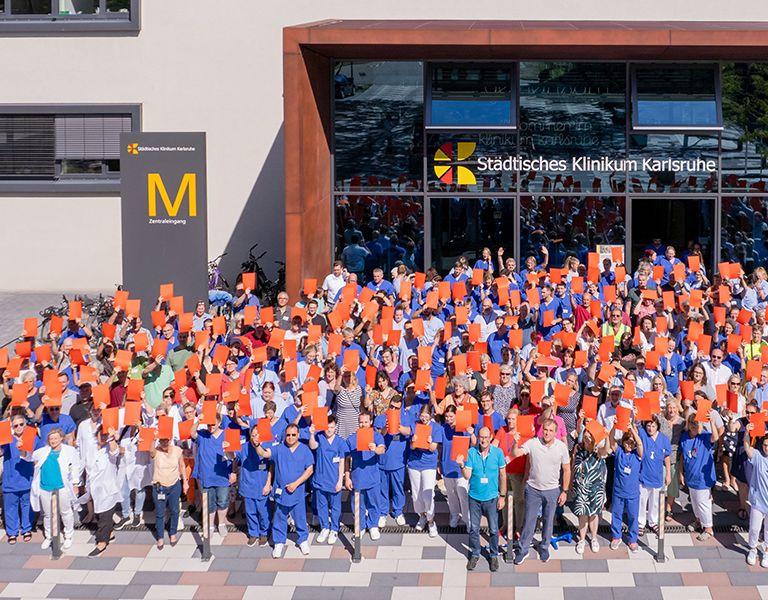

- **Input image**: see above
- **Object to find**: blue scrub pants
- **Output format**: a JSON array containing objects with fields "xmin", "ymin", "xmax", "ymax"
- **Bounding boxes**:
[
  {"xmin": 352, "ymin": 487, "xmax": 380, "ymax": 529},
  {"xmin": 272, "ymin": 500, "xmax": 308, "ymax": 544},
  {"xmin": 314, "ymin": 489, "xmax": 342, "ymax": 532},
  {"xmin": 3, "ymin": 489, "xmax": 33, "ymax": 536},
  {"xmin": 244, "ymin": 495, "xmax": 271, "ymax": 537},
  {"xmin": 611, "ymin": 495, "xmax": 639, "ymax": 544},
  {"xmin": 379, "ymin": 468, "xmax": 406, "ymax": 518}
]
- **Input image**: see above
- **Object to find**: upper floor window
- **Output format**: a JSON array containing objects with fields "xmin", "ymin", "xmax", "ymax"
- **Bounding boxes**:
[
  {"xmin": 427, "ymin": 63, "xmax": 517, "ymax": 129},
  {"xmin": 0, "ymin": 0, "xmax": 138, "ymax": 33},
  {"xmin": 631, "ymin": 64, "xmax": 722, "ymax": 130}
]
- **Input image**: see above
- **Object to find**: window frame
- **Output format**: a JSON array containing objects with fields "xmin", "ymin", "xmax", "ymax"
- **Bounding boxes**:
[
  {"xmin": 0, "ymin": 103, "xmax": 141, "ymax": 193},
  {"xmin": 425, "ymin": 62, "xmax": 518, "ymax": 131},
  {"xmin": 0, "ymin": 0, "xmax": 139, "ymax": 34},
  {"xmin": 630, "ymin": 63, "xmax": 723, "ymax": 132}
]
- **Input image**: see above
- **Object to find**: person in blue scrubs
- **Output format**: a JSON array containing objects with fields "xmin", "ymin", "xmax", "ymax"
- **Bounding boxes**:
[
  {"xmin": 38, "ymin": 404, "xmax": 75, "ymax": 446},
  {"xmin": 440, "ymin": 406, "xmax": 472, "ymax": 529},
  {"xmin": 373, "ymin": 395, "xmax": 411, "ymax": 527},
  {"xmin": 637, "ymin": 415, "xmax": 671, "ymax": 536},
  {"xmin": 406, "ymin": 403, "xmax": 444, "ymax": 537},
  {"xmin": 230, "ymin": 424, "xmax": 273, "ymax": 547},
  {"xmin": 254, "ymin": 423, "xmax": 314, "ymax": 558},
  {"xmin": 345, "ymin": 411, "xmax": 385, "ymax": 540},
  {"xmin": 308, "ymin": 415, "xmax": 347, "ymax": 544},
  {"xmin": 608, "ymin": 422, "xmax": 644, "ymax": 551},
  {"xmin": 1, "ymin": 414, "xmax": 39, "ymax": 543},
  {"xmin": 680, "ymin": 412, "xmax": 720, "ymax": 541}
]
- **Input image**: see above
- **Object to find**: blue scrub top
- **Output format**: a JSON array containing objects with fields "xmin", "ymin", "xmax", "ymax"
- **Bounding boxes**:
[
  {"xmin": 40, "ymin": 414, "xmax": 76, "ymax": 442},
  {"xmin": 1, "ymin": 435, "xmax": 42, "ymax": 492},
  {"xmin": 680, "ymin": 431, "xmax": 716, "ymax": 490},
  {"xmin": 440, "ymin": 424, "xmax": 469, "ymax": 479},
  {"xmin": 346, "ymin": 430, "xmax": 385, "ymax": 490},
  {"xmin": 311, "ymin": 433, "xmax": 348, "ymax": 492},
  {"xmin": 193, "ymin": 429, "xmax": 232, "ymax": 488},
  {"xmin": 406, "ymin": 420, "xmax": 444, "ymax": 471},
  {"xmin": 374, "ymin": 412, "xmax": 410, "ymax": 471},
  {"xmin": 237, "ymin": 440, "xmax": 274, "ymax": 498},
  {"xmin": 281, "ymin": 404, "xmax": 311, "ymax": 442},
  {"xmin": 638, "ymin": 429, "xmax": 671, "ymax": 488},
  {"xmin": 271, "ymin": 442, "xmax": 314, "ymax": 506},
  {"xmin": 613, "ymin": 446, "xmax": 642, "ymax": 499}
]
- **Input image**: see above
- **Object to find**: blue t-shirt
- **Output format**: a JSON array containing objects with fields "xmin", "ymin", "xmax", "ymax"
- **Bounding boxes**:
[
  {"xmin": 374, "ymin": 412, "xmax": 410, "ymax": 471},
  {"xmin": 406, "ymin": 421, "xmax": 444, "ymax": 471},
  {"xmin": 487, "ymin": 330, "xmax": 509, "ymax": 364},
  {"xmin": 659, "ymin": 353, "xmax": 685, "ymax": 395},
  {"xmin": 465, "ymin": 445, "xmax": 506, "ymax": 502},
  {"xmin": 312, "ymin": 433, "xmax": 348, "ymax": 492},
  {"xmin": 346, "ymin": 430, "xmax": 385, "ymax": 490},
  {"xmin": 237, "ymin": 440, "xmax": 273, "ymax": 498},
  {"xmin": 638, "ymin": 429, "xmax": 671, "ymax": 488},
  {"xmin": 613, "ymin": 445, "xmax": 642, "ymax": 499},
  {"xmin": 680, "ymin": 431, "xmax": 716, "ymax": 490},
  {"xmin": 271, "ymin": 442, "xmax": 314, "ymax": 506},
  {"xmin": 477, "ymin": 410, "xmax": 505, "ymax": 434},
  {"xmin": 440, "ymin": 424, "xmax": 469, "ymax": 479},
  {"xmin": 40, "ymin": 414, "xmax": 76, "ymax": 442},
  {"xmin": 749, "ymin": 451, "xmax": 768, "ymax": 513},
  {"xmin": 40, "ymin": 449, "xmax": 64, "ymax": 491},
  {"xmin": 194, "ymin": 429, "xmax": 232, "ymax": 488}
]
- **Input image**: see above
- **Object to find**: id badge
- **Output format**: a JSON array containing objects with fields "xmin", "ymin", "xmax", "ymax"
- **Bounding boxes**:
[
  {"xmin": 257, "ymin": 464, "xmax": 267, "ymax": 471},
  {"xmin": 157, "ymin": 491, "xmax": 166, "ymax": 501},
  {"xmin": 332, "ymin": 456, "xmax": 341, "ymax": 463},
  {"xmin": 623, "ymin": 466, "xmax": 632, "ymax": 474},
  {"xmin": 480, "ymin": 477, "xmax": 489, "ymax": 484},
  {"xmin": 275, "ymin": 487, "xmax": 283, "ymax": 496},
  {"xmin": 505, "ymin": 455, "xmax": 511, "ymax": 465}
]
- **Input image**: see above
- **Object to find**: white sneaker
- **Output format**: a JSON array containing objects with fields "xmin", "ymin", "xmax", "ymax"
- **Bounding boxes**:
[
  {"xmin": 590, "ymin": 538, "xmax": 600, "ymax": 553},
  {"xmin": 378, "ymin": 516, "xmax": 387, "ymax": 528},
  {"xmin": 415, "ymin": 515, "xmax": 427, "ymax": 531},
  {"xmin": 327, "ymin": 530, "xmax": 338, "ymax": 545},
  {"xmin": 761, "ymin": 551, "xmax": 768, "ymax": 569},
  {"xmin": 40, "ymin": 538, "xmax": 51, "ymax": 550},
  {"xmin": 748, "ymin": 548, "xmax": 758, "ymax": 566},
  {"xmin": 218, "ymin": 523, "xmax": 228, "ymax": 537},
  {"xmin": 177, "ymin": 516, "xmax": 184, "ymax": 531},
  {"xmin": 428, "ymin": 521, "xmax": 438, "ymax": 538},
  {"xmin": 369, "ymin": 527, "xmax": 381, "ymax": 541},
  {"xmin": 272, "ymin": 543, "xmax": 284, "ymax": 559},
  {"xmin": 395, "ymin": 514, "xmax": 406, "ymax": 526},
  {"xmin": 449, "ymin": 515, "xmax": 460, "ymax": 528},
  {"xmin": 576, "ymin": 540, "xmax": 586, "ymax": 554},
  {"xmin": 299, "ymin": 540, "xmax": 310, "ymax": 555},
  {"xmin": 316, "ymin": 528, "xmax": 330, "ymax": 544},
  {"xmin": 62, "ymin": 538, "xmax": 72, "ymax": 550}
]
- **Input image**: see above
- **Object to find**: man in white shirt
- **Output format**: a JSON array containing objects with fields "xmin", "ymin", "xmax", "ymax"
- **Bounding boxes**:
[
  {"xmin": 473, "ymin": 298, "xmax": 502, "ymax": 343},
  {"xmin": 702, "ymin": 347, "xmax": 733, "ymax": 400},
  {"xmin": 322, "ymin": 261, "xmax": 346, "ymax": 308}
]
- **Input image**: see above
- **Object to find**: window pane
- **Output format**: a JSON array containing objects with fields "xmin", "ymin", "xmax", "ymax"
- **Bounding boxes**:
[
  {"xmin": 335, "ymin": 195, "xmax": 424, "ymax": 280},
  {"xmin": 59, "ymin": 0, "xmax": 98, "ymax": 14},
  {"xmin": 430, "ymin": 197, "xmax": 515, "ymax": 273},
  {"xmin": 105, "ymin": 158, "xmax": 120, "ymax": 172},
  {"xmin": 628, "ymin": 133, "xmax": 718, "ymax": 193},
  {"xmin": 722, "ymin": 196, "xmax": 768, "ymax": 271},
  {"xmin": 60, "ymin": 159, "xmax": 103, "ymax": 174},
  {"xmin": 430, "ymin": 65, "xmax": 514, "ymax": 127},
  {"xmin": 520, "ymin": 195, "xmax": 625, "ymax": 268},
  {"xmin": 427, "ymin": 131, "xmax": 517, "ymax": 193},
  {"xmin": 11, "ymin": 0, "xmax": 51, "ymax": 14},
  {"xmin": 519, "ymin": 62, "xmax": 627, "ymax": 194},
  {"xmin": 106, "ymin": 0, "xmax": 129, "ymax": 12},
  {"xmin": 634, "ymin": 65, "xmax": 719, "ymax": 128},
  {"xmin": 333, "ymin": 61, "xmax": 423, "ymax": 193},
  {"xmin": 721, "ymin": 63, "xmax": 768, "ymax": 192},
  {"xmin": 0, "ymin": 115, "xmax": 55, "ymax": 178}
]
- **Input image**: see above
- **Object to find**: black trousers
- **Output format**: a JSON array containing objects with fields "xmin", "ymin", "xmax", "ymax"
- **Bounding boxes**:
[{"xmin": 95, "ymin": 506, "xmax": 115, "ymax": 544}]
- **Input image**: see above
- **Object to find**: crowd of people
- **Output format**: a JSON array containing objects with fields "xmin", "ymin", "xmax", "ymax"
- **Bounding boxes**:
[{"xmin": 3, "ymin": 244, "xmax": 768, "ymax": 571}]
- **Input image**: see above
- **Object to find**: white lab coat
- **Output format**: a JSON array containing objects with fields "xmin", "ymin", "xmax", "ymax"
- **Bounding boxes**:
[
  {"xmin": 117, "ymin": 430, "xmax": 153, "ymax": 491},
  {"xmin": 76, "ymin": 418, "xmax": 100, "ymax": 465},
  {"xmin": 28, "ymin": 444, "xmax": 82, "ymax": 513},
  {"xmin": 84, "ymin": 446, "xmax": 122, "ymax": 513}
]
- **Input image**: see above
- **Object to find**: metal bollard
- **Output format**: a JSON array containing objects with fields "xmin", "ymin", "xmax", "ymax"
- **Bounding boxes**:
[
  {"xmin": 200, "ymin": 490, "xmax": 211, "ymax": 561},
  {"xmin": 50, "ymin": 489, "xmax": 62, "ymax": 560},
  {"xmin": 352, "ymin": 490, "xmax": 361, "ymax": 563},
  {"xmin": 504, "ymin": 491, "xmax": 514, "ymax": 563},
  {"xmin": 656, "ymin": 490, "xmax": 666, "ymax": 563}
]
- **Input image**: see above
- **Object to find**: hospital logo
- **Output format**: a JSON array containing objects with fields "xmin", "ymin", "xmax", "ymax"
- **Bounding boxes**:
[
  {"xmin": 433, "ymin": 142, "xmax": 477, "ymax": 185},
  {"xmin": 127, "ymin": 143, "xmax": 139, "ymax": 155}
]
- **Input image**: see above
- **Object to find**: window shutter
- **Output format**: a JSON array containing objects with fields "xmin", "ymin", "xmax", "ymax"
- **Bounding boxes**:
[
  {"xmin": 0, "ymin": 115, "xmax": 55, "ymax": 178},
  {"xmin": 55, "ymin": 113, "xmax": 132, "ymax": 159}
]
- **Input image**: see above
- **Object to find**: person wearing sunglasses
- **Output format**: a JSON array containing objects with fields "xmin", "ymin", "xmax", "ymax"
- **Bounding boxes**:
[
  {"xmin": 38, "ymin": 401, "xmax": 75, "ymax": 447},
  {"xmin": 254, "ymin": 422, "xmax": 314, "ymax": 558},
  {"xmin": 1, "ymin": 414, "xmax": 40, "ymax": 544}
]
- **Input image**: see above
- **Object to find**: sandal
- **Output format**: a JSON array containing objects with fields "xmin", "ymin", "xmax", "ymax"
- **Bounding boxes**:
[
  {"xmin": 738, "ymin": 509, "xmax": 748, "ymax": 520},
  {"xmin": 665, "ymin": 511, "xmax": 673, "ymax": 523},
  {"xmin": 22, "ymin": 532, "xmax": 32, "ymax": 542},
  {"xmin": 7, "ymin": 536, "xmax": 17, "ymax": 545},
  {"xmin": 638, "ymin": 527, "xmax": 645, "ymax": 537}
]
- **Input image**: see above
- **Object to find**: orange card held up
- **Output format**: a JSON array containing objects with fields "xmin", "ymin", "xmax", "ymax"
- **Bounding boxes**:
[
  {"xmin": 0, "ymin": 420, "xmax": 12, "ymax": 446},
  {"xmin": 138, "ymin": 427, "xmax": 155, "ymax": 452},
  {"xmin": 615, "ymin": 406, "xmax": 631, "ymax": 431},
  {"xmin": 178, "ymin": 419, "xmax": 195, "ymax": 441},
  {"xmin": 586, "ymin": 420, "xmax": 607, "ymax": 446},
  {"xmin": 101, "ymin": 407, "xmax": 119, "ymax": 434},
  {"xmin": 224, "ymin": 428, "xmax": 242, "ymax": 452},
  {"xmin": 157, "ymin": 415, "xmax": 174, "ymax": 440},
  {"xmin": 123, "ymin": 401, "xmax": 141, "ymax": 426},
  {"xmin": 455, "ymin": 409, "xmax": 473, "ymax": 432},
  {"xmin": 201, "ymin": 400, "xmax": 218, "ymax": 425},
  {"xmin": 750, "ymin": 412, "xmax": 767, "ymax": 437},
  {"xmin": 356, "ymin": 427, "xmax": 374, "ymax": 451},
  {"xmin": 451, "ymin": 435, "xmax": 470, "ymax": 462},
  {"xmin": 254, "ymin": 418, "xmax": 272, "ymax": 442},
  {"xmin": 312, "ymin": 406, "xmax": 328, "ymax": 431},
  {"xmin": 517, "ymin": 415, "xmax": 536, "ymax": 441},
  {"xmin": 387, "ymin": 409, "xmax": 401, "ymax": 435},
  {"xmin": 695, "ymin": 399, "xmax": 713, "ymax": 422},
  {"xmin": 413, "ymin": 423, "xmax": 431, "ymax": 450},
  {"xmin": 19, "ymin": 426, "xmax": 38, "ymax": 452},
  {"xmin": 242, "ymin": 272, "xmax": 256, "ymax": 292},
  {"xmin": 582, "ymin": 395, "xmax": 599, "ymax": 420}
]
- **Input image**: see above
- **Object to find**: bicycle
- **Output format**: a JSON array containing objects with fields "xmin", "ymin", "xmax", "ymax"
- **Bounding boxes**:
[
  {"xmin": 208, "ymin": 253, "xmax": 229, "ymax": 291},
  {"xmin": 240, "ymin": 243, "xmax": 285, "ymax": 306}
]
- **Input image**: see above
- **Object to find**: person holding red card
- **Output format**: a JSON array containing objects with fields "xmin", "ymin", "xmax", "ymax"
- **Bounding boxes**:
[
  {"xmin": 149, "ymin": 431, "xmax": 188, "ymax": 549},
  {"xmin": 345, "ymin": 412, "xmax": 385, "ymax": 540},
  {"xmin": 406, "ymin": 404, "xmax": 444, "ymax": 537},
  {"xmin": 24, "ymin": 427, "xmax": 82, "ymax": 551},
  {"xmin": 680, "ymin": 410, "xmax": 721, "ymax": 541},
  {"xmin": 1, "ymin": 414, "xmax": 40, "ymax": 544},
  {"xmin": 308, "ymin": 415, "xmax": 348, "ymax": 545},
  {"xmin": 83, "ymin": 428, "xmax": 122, "ymax": 557},
  {"xmin": 373, "ymin": 396, "xmax": 410, "ymax": 528},
  {"xmin": 440, "ymin": 406, "xmax": 473, "ymax": 529},
  {"xmin": 742, "ymin": 420, "xmax": 768, "ymax": 566},
  {"xmin": 607, "ymin": 421, "xmax": 644, "ymax": 552}
]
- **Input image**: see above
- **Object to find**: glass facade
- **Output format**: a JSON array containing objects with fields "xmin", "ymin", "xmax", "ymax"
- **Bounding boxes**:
[{"xmin": 331, "ymin": 60, "xmax": 768, "ymax": 280}]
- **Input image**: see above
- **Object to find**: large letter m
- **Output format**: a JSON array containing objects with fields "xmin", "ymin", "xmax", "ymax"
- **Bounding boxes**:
[{"xmin": 147, "ymin": 173, "xmax": 197, "ymax": 217}]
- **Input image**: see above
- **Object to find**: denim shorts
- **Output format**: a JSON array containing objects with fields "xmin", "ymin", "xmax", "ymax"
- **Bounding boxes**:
[{"xmin": 205, "ymin": 486, "xmax": 229, "ymax": 511}]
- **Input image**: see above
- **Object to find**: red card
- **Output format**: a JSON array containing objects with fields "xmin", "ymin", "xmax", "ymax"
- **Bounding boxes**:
[
  {"xmin": 451, "ymin": 435, "xmax": 470, "ymax": 462},
  {"xmin": 586, "ymin": 420, "xmax": 607, "ymax": 446},
  {"xmin": 517, "ymin": 415, "xmax": 536, "ymax": 441},
  {"xmin": 157, "ymin": 415, "xmax": 174, "ymax": 440},
  {"xmin": 750, "ymin": 413, "xmax": 767, "ymax": 437},
  {"xmin": 224, "ymin": 427, "xmax": 241, "ymax": 452},
  {"xmin": 242, "ymin": 272, "xmax": 256, "ymax": 292},
  {"xmin": 530, "ymin": 379, "xmax": 545, "ymax": 406},
  {"xmin": 415, "ymin": 370, "xmax": 431, "ymax": 391},
  {"xmin": 688, "ymin": 255, "xmax": 700, "ymax": 272},
  {"xmin": 645, "ymin": 350, "xmax": 660, "ymax": 370},
  {"xmin": 68, "ymin": 301, "xmax": 82, "ymax": 321},
  {"xmin": 205, "ymin": 373, "xmax": 222, "ymax": 397},
  {"xmin": 0, "ymin": 421, "xmax": 12, "ymax": 446},
  {"xmin": 151, "ymin": 311, "xmax": 166, "ymax": 329},
  {"xmin": 387, "ymin": 409, "xmax": 401, "ymax": 435},
  {"xmin": 680, "ymin": 380, "xmax": 695, "ymax": 401},
  {"xmin": 125, "ymin": 299, "xmax": 141, "ymax": 318},
  {"xmin": 486, "ymin": 363, "xmax": 500, "ymax": 386},
  {"xmin": 22, "ymin": 317, "xmax": 38, "ymax": 338},
  {"xmin": 615, "ymin": 406, "xmax": 631, "ymax": 431},
  {"xmin": 582, "ymin": 395, "xmax": 598, "ymax": 420},
  {"xmin": 413, "ymin": 423, "xmax": 431, "ymax": 450},
  {"xmin": 178, "ymin": 312, "xmax": 194, "ymax": 333},
  {"xmin": 133, "ymin": 332, "xmax": 149, "ymax": 353},
  {"xmin": 455, "ymin": 409, "xmax": 472, "ymax": 432},
  {"xmin": 553, "ymin": 383, "xmax": 571, "ymax": 407},
  {"xmin": 356, "ymin": 427, "xmax": 374, "ymax": 451},
  {"xmin": 124, "ymin": 401, "xmax": 141, "ymax": 426},
  {"xmin": 344, "ymin": 351, "xmax": 360, "ymax": 373},
  {"xmin": 201, "ymin": 400, "xmax": 218, "ymax": 425},
  {"xmin": 747, "ymin": 360, "xmax": 762, "ymax": 381},
  {"xmin": 635, "ymin": 397, "xmax": 652, "ymax": 422},
  {"xmin": 178, "ymin": 419, "xmax": 195, "ymax": 441},
  {"xmin": 19, "ymin": 426, "xmax": 38, "ymax": 452},
  {"xmin": 49, "ymin": 315, "xmax": 64, "ymax": 336},
  {"xmin": 35, "ymin": 344, "xmax": 52, "ymax": 365},
  {"xmin": 11, "ymin": 383, "xmax": 30, "ymax": 407},
  {"xmin": 434, "ymin": 375, "xmax": 447, "ymax": 399},
  {"xmin": 101, "ymin": 407, "xmax": 119, "ymax": 434},
  {"xmin": 312, "ymin": 406, "xmax": 328, "ymax": 431},
  {"xmin": 256, "ymin": 418, "xmax": 273, "ymax": 442},
  {"xmin": 151, "ymin": 339, "xmax": 169, "ymax": 360},
  {"xmin": 138, "ymin": 427, "xmax": 155, "ymax": 452},
  {"xmin": 127, "ymin": 379, "xmax": 144, "ymax": 401},
  {"xmin": 695, "ymin": 399, "xmax": 713, "ymax": 423}
]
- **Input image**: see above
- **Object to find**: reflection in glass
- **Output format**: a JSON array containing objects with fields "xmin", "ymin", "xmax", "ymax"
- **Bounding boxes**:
[
  {"xmin": 628, "ymin": 134, "xmax": 718, "ymax": 193},
  {"xmin": 58, "ymin": 0, "xmax": 98, "ymax": 14},
  {"xmin": 631, "ymin": 197, "xmax": 714, "ymax": 270},
  {"xmin": 106, "ymin": 0, "xmax": 130, "ymax": 12},
  {"xmin": 427, "ymin": 131, "xmax": 517, "ymax": 193},
  {"xmin": 520, "ymin": 196, "xmax": 625, "ymax": 268},
  {"xmin": 60, "ymin": 159, "xmax": 102, "ymax": 174},
  {"xmin": 429, "ymin": 65, "xmax": 515, "ymax": 127},
  {"xmin": 722, "ymin": 196, "xmax": 768, "ymax": 270},
  {"xmin": 634, "ymin": 65, "xmax": 719, "ymax": 128},
  {"xmin": 430, "ymin": 198, "xmax": 515, "ymax": 273},
  {"xmin": 721, "ymin": 63, "xmax": 768, "ymax": 192},
  {"xmin": 333, "ymin": 61, "xmax": 423, "ymax": 193},
  {"xmin": 519, "ymin": 63, "xmax": 626, "ymax": 194},
  {"xmin": 11, "ymin": 0, "xmax": 51, "ymax": 14},
  {"xmin": 334, "ymin": 195, "xmax": 423, "ymax": 281}
]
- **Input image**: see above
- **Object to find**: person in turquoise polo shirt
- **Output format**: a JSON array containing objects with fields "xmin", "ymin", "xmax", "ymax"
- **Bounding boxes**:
[{"xmin": 456, "ymin": 426, "xmax": 507, "ymax": 573}]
